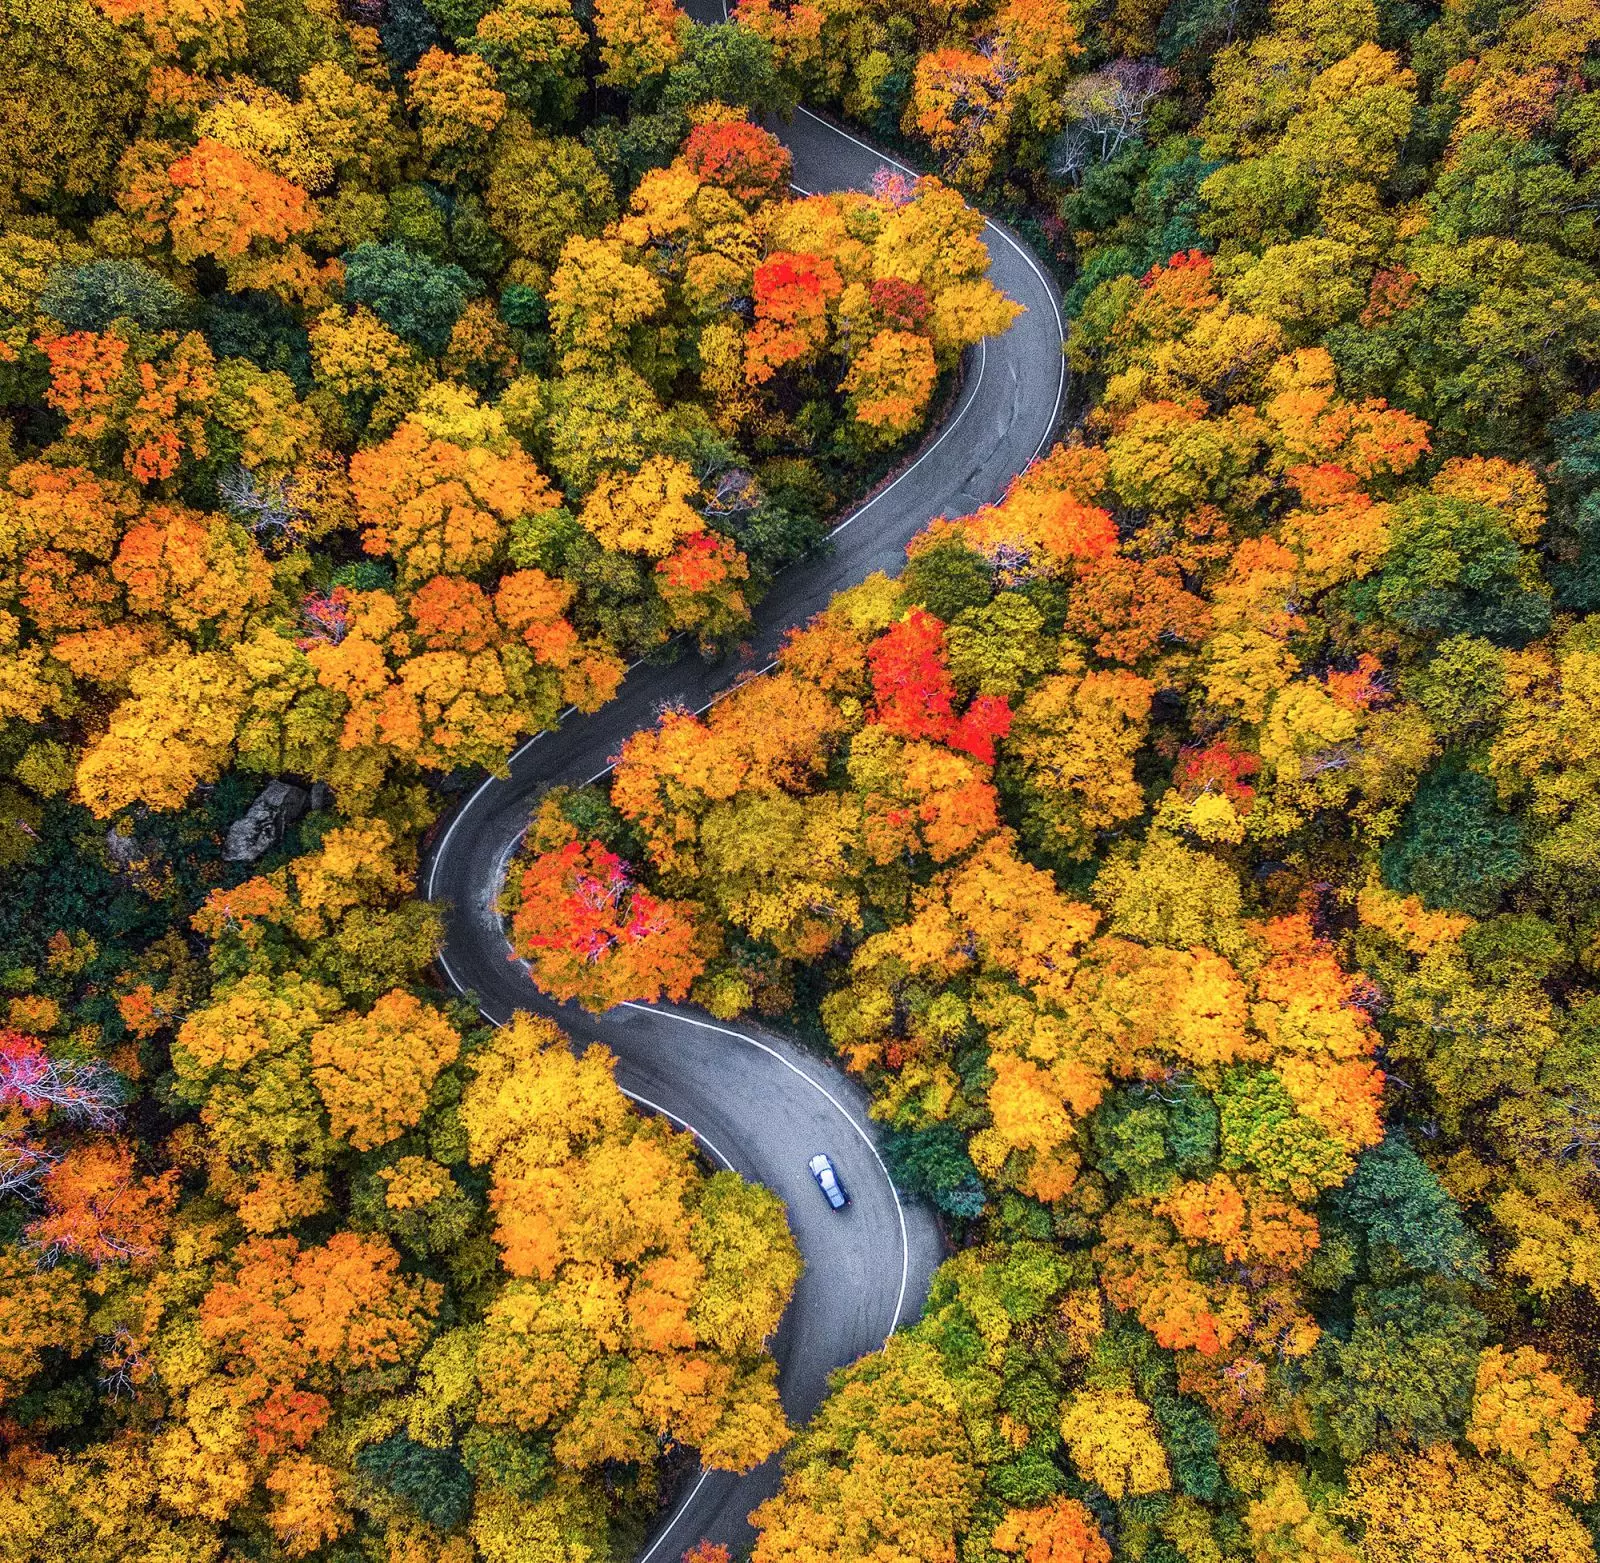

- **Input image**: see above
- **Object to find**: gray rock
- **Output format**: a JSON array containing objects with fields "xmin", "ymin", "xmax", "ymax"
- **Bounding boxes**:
[
  {"xmin": 224, "ymin": 780, "xmax": 310, "ymax": 863},
  {"xmin": 105, "ymin": 825, "xmax": 156, "ymax": 872},
  {"xmin": 309, "ymin": 782, "xmax": 334, "ymax": 813}
]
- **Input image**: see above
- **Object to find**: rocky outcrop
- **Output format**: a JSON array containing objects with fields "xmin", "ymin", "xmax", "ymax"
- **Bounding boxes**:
[{"xmin": 224, "ymin": 781, "xmax": 310, "ymax": 863}]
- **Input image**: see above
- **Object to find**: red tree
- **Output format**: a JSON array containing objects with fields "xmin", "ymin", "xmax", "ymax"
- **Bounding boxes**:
[
  {"xmin": 870, "ymin": 277, "xmax": 931, "ymax": 331},
  {"xmin": 745, "ymin": 252, "xmax": 842, "ymax": 383},
  {"xmin": 683, "ymin": 120, "xmax": 792, "ymax": 206},
  {"xmin": 867, "ymin": 607, "xmax": 958, "ymax": 741},
  {"xmin": 508, "ymin": 838, "xmax": 707, "ymax": 1011},
  {"xmin": 948, "ymin": 693, "xmax": 1014, "ymax": 765}
]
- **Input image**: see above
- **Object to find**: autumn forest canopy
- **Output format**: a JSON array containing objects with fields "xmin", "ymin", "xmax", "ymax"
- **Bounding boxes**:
[{"xmin": 4, "ymin": 0, "xmax": 1600, "ymax": 1558}]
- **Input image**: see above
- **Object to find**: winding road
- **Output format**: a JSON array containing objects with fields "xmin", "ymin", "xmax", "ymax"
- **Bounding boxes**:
[{"xmin": 424, "ymin": 23, "xmax": 1067, "ymax": 1554}]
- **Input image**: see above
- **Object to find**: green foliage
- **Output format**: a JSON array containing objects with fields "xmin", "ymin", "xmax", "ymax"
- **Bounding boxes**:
[
  {"xmin": 460, "ymin": 1425, "xmax": 553, "ymax": 1498},
  {"xmin": 986, "ymin": 1445, "xmax": 1065, "ymax": 1506},
  {"xmin": 1399, "ymin": 635, "xmax": 1511, "ymax": 741},
  {"xmin": 342, "ymin": 241, "xmax": 479, "ymax": 356},
  {"xmin": 357, "ymin": 1431, "xmax": 475, "ymax": 1530},
  {"xmin": 469, "ymin": 2, "xmax": 583, "ymax": 121},
  {"xmin": 662, "ymin": 23, "xmax": 786, "ymax": 115},
  {"xmin": 1330, "ymin": 238, "xmax": 1600, "ymax": 458},
  {"xmin": 424, "ymin": 0, "xmax": 490, "ymax": 44},
  {"xmin": 1549, "ymin": 412, "xmax": 1600, "ymax": 612},
  {"xmin": 310, "ymin": 901, "xmax": 448, "ymax": 1001},
  {"xmin": 1327, "ymin": 1133, "xmax": 1486, "ymax": 1283},
  {"xmin": 1090, "ymin": 1087, "xmax": 1218, "ymax": 1198},
  {"xmin": 387, "ymin": 184, "xmax": 452, "ymax": 258},
  {"xmin": 1218, "ymin": 1068, "xmax": 1351, "ymax": 1200},
  {"xmin": 736, "ymin": 502, "xmax": 827, "ymax": 576},
  {"xmin": 1149, "ymin": 1389, "xmax": 1220, "ymax": 1501},
  {"xmin": 1303, "ymin": 1283, "xmax": 1487, "ymax": 1461},
  {"xmin": 39, "ymin": 260, "xmax": 189, "ymax": 332},
  {"xmin": 1357, "ymin": 493, "xmax": 1551, "ymax": 648},
  {"xmin": 946, "ymin": 594, "xmax": 1054, "ymax": 699},
  {"xmin": 884, "ymin": 1124, "xmax": 987, "ymax": 1219},
  {"xmin": 901, "ymin": 540, "xmax": 995, "ymax": 623},
  {"xmin": 1460, "ymin": 913, "xmax": 1565, "ymax": 984},
  {"xmin": 199, "ymin": 292, "xmax": 314, "ymax": 392},
  {"xmin": 382, "ymin": 0, "xmax": 442, "ymax": 70},
  {"xmin": 353, "ymin": 1154, "xmax": 479, "ymax": 1254},
  {"xmin": 1381, "ymin": 766, "xmax": 1528, "ymax": 915}
]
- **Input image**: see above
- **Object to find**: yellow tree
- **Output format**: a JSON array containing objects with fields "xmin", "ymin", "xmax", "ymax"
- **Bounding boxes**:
[
  {"xmin": 460, "ymin": 1013, "xmax": 799, "ymax": 1473},
  {"xmin": 1468, "ymin": 1347, "xmax": 1596, "ymax": 1499},
  {"xmin": 75, "ymin": 649, "xmax": 246, "ymax": 816},
  {"xmin": 0, "ymin": 1250, "xmax": 91, "ymax": 1406},
  {"xmin": 546, "ymin": 234, "xmax": 666, "ymax": 372},
  {"xmin": 1345, "ymin": 1445, "xmax": 1595, "ymax": 1563},
  {"xmin": 578, "ymin": 457, "xmax": 703, "ymax": 557},
  {"xmin": 841, "ymin": 329, "xmax": 938, "ymax": 442},
  {"xmin": 1058, "ymin": 1388, "xmax": 1172, "ymax": 1500},
  {"xmin": 171, "ymin": 972, "xmax": 345, "ymax": 1231},
  {"xmin": 593, "ymin": 0, "xmax": 686, "ymax": 89},
  {"xmin": 310, "ymin": 990, "xmax": 462, "ymax": 1151},
  {"xmin": 1008, "ymin": 660, "xmax": 1154, "ymax": 861},
  {"xmin": 750, "ymin": 1333, "xmax": 983, "ymax": 1563},
  {"xmin": 349, "ymin": 413, "xmax": 560, "ymax": 582},
  {"xmin": 407, "ymin": 47, "xmax": 507, "ymax": 178},
  {"xmin": 904, "ymin": 48, "xmax": 1015, "ymax": 189}
]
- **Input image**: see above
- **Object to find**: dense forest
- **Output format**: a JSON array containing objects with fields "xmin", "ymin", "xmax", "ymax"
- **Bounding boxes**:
[
  {"xmin": 0, "ymin": 0, "xmax": 1013, "ymax": 1554},
  {"xmin": 4, "ymin": 0, "xmax": 1600, "ymax": 1558},
  {"xmin": 512, "ymin": 0, "xmax": 1600, "ymax": 1560}
]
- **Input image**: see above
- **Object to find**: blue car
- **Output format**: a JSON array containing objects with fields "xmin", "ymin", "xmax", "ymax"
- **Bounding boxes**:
[{"xmin": 808, "ymin": 1153, "xmax": 850, "ymax": 1210}]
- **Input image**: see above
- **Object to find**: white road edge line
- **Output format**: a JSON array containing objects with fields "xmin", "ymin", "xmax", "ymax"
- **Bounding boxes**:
[
  {"xmin": 448, "ymin": 950, "xmax": 910, "ymax": 1332},
  {"xmin": 620, "ymin": 1085, "xmax": 738, "ymax": 1172},
  {"xmin": 636, "ymin": 1469, "xmax": 714, "ymax": 1563},
  {"xmin": 441, "ymin": 948, "xmax": 884, "ymax": 1563},
  {"xmin": 786, "ymin": 104, "xmax": 1068, "ymax": 461},
  {"xmin": 619, "ymin": 1000, "xmax": 913, "ymax": 1332},
  {"xmin": 829, "ymin": 336, "xmax": 985, "ymax": 537},
  {"xmin": 425, "ymin": 119, "xmax": 1065, "ymax": 898},
  {"xmin": 428, "ymin": 53, "xmax": 1068, "ymax": 1558}
]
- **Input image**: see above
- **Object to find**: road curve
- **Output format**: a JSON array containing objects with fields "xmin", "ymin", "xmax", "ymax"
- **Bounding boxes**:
[{"xmin": 424, "ymin": 32, "xmax": 1067, "ymax": 1555}]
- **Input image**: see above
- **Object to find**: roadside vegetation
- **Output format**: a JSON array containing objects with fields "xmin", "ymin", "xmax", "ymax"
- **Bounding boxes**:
[
  {"xmin": 512, "ymin": 0, "xmax": 1600, "ymax": 1558},
  {"xmin": 0, "ymin": 0, "xmax": 1012, "ymax": 1554},
  {"xmin": 6, "ymin": 0, "xmax": 1600, "ymax": 1558}
]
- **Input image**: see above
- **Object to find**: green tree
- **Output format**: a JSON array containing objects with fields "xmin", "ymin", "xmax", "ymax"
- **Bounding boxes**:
[
  {"xmin": 39, "ymin": 259, "xmax": 189, "ymax": 331},
  {"xmin": 341, "ymin": 241, "xmax": 478, "ymax": 357},
  {"xmin": 1327, "ymin": 1133, "xmax": 1486, "ymax": 1283},
  {"xmin": 1381, "ymin": 767, "xmax": 1528, "ymax": 915},
  {"xmin": 1303, "ymin": 1282, "xmax": 1487, "ymax": 1461},
  {"xmin": 1358, "ymin": 493, "xmax": 1551, "ymax": 648}
]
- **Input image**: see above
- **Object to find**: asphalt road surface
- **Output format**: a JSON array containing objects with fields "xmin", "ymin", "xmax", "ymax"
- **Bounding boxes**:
[{"xmin": 424, "ymin": 25, "xmax": 1067, "ymax": 1553}]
